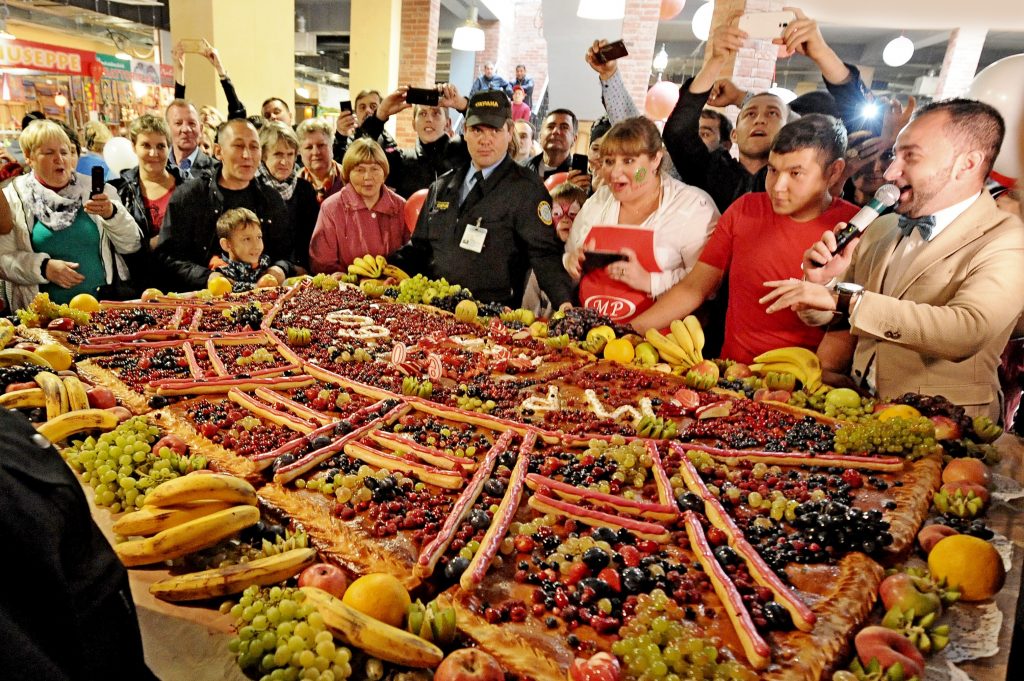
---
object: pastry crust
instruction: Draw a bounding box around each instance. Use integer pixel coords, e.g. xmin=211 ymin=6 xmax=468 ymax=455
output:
xmin=76 ymin=359 xmax=152 ymax=414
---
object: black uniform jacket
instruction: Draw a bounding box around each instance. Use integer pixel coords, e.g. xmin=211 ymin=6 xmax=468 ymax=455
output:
xmin=0 ymin=410 xmax=157 ymax=680
xmin=110 ymin=165 xmax=186 ymax=291
xmin=392 ymin=155 xmax=574 ymax=307
xmin=525 ymin=152 xmax=570 ymax=179
xmin=154 ymin=171 xmax=294 ymax=291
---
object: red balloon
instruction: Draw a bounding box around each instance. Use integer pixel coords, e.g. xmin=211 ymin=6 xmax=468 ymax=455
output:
xmin=404 ymin=189 xmax=429 ymax=233
xmin=660 ymin=0 xmax=686 ymax=21
xmin=645 ymin=81 xmax=679 ymax=120
xmin=544 ymin=171 xmax=570 ymax=191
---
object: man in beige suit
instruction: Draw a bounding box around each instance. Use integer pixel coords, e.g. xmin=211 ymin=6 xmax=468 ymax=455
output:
xmin=761 ymin=99 xmax=1024 ymax=419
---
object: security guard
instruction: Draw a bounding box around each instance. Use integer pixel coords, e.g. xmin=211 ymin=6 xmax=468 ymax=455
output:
xmin=391 ymin=91 xmax=574 ymax=308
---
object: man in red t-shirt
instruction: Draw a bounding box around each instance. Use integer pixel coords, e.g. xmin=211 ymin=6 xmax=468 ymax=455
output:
xmin=631 ymin=114 xmax=858 ymax=363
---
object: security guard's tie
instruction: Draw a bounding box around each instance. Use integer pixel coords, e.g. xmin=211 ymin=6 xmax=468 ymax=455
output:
xmin=897 ymin=214 xmax=937 ymax=241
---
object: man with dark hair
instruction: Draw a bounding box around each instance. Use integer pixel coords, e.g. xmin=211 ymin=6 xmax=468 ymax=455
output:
xmin=698 ymin=109 xmax=733 ymax=153
xmin=632 ymin=114 xmax=858 ymax=363
xmin=332 ymin=89 xmax=399 ymax=163
xmin=526 ymin=108 xmax=589 ymax=191
xmin=155 ymin=118 xmax=294 ymax=291
xmin=469 ymin=62 xmax=513 ymax=99
xmin=763 ymin=98 xmax=1024 ymax=419
xmin=512 ymin=64 xmax=535 ymax=110
xmin=165 ymin=98 xmax=215 ymax=178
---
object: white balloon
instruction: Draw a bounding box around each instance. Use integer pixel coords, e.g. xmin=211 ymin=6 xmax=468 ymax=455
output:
xmin=882 ymin=36 xmax=914 ymax=67
xmin=692 ymin=2 xmax=714 ymax=42
xmin=967 ymin=53 xmax=1024 ymax=182
xmin=102 ymin=136 xmax=138 ymax=175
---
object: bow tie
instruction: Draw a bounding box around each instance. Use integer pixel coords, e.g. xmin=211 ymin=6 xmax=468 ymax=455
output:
xmin=897 ymin=214 xmax=937 ymax=241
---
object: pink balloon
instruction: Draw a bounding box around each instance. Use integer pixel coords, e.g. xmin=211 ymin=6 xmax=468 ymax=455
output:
xmin=404 ymin=189 xmax=429 ymax=233
xmin=544 ymin=171 xmax=570 ymax=191
xmin=645 ymin=81 xmax=680 ymax=121
xmin=660 ymin=0 xmax=686 ymax=21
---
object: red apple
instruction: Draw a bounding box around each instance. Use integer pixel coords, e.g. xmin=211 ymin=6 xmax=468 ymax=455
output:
xmin=672 ymin=387 xmax=700 ymax=409
xmin=689 ymin=359 xmax=720 ymax=382
xmin=723 ymin=363 xmax=753 ymax=380
xmin=6 ymin=381 xmax=38 ymax=394
xmin=930 ymin=415 xmax=962 ymax=441
xmin=570 ymin=652 xmax=622 ymax=681
xmin=153 ymin=434 xmax=188 ymax=456
xmin=918 ymin=524 xmax=958 ymax=554
xmin=696 ymin=400 xmax=732 ymax=419
xmin=434 ymin=648 xmax=503 ymax=681
xmin=298 ymin=563 xmax=349 ymax=600
xmin=942 ymin=458 xmax=991 ymax=487
xmin=47 ymin=317 xmax=75 ymax=331
xmin=753 ymin=388 xmax=770 ymax=402
xmin=878 ymin=573 xmax=941 ymax=617
xmin=86 ymin=386 xmax=117 ymax=409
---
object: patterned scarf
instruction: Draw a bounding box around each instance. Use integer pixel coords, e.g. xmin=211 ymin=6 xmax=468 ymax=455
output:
xmin=25 ymin=172 xmax=83 ymax=231
xmin=300 ymin=160 xmax=342 ymax=204
xmin=212 ymin=253 xmax=271 ymax=291
xmin=258 ymin=164 xmax=299 ymax=201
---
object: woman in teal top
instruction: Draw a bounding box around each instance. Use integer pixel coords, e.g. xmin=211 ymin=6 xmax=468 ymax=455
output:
xmin=0 ymin=121 xmax=141 ymax=310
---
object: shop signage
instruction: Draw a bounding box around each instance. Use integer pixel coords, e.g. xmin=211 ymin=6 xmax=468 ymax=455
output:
xmin=0 ymin=38 xmax=93 ymax=76
xmin=160 ymin=64 xmax=174 ymax=88
xmin=96 ymin=53 xmax=132 ymax=82
xmin=132 ymin=60 xmax=160 ymax=85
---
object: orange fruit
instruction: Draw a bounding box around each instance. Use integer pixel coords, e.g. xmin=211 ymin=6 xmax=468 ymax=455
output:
xmin=928 ymin=534 xmax=1005 ymax=601
xmin=341 ymin=573 xmax=411 ymax=627
xmin=603 ymin=338 xmax=635 ymax=364
xmin=208 ymin=276 xmax=233 ymax=297
xmin=68 ymin=293 xmax=100 ymax=314
xmin=876 ymin=404 xmax=921 ymax=421
xmin=34 ymin=343 xmax=73 ymax=371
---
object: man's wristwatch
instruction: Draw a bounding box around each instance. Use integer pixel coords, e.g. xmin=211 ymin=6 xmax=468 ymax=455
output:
xmin=834 ymin=282 xmax=864 ymax=316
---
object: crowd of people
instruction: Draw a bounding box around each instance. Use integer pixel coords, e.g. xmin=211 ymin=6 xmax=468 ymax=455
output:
xmin=0 ymin=8 xmax=1022 ymax=426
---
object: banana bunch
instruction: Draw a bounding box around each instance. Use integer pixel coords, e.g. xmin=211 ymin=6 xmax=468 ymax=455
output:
xmin=116 ymin=504 xmax=261 ymax=567
xmin=406 ymin=598 xmax=457 ymax=645
xmin=0 ymin=318 xmax=15 ymax=349
xmin=750 ymin=347 xmax=824 ymax=393
xmin=150 ymin=547 xmax=316 ymax=602
xmin=143 ymin=471 xmax=258 ymax=508
xmin=0 ymin=387 xmax=47 ymax=409
xmin=401 ymin=376 xmax=433 ymax=398
xmin=383 ymin=264 xmax=410 ymax=281
xmin=844 ymin=658 xmax=919 ymax=681
xmin=348 ymin=254 xmax=388 ymax=278
xmin=635 ymin=414 xmax=678 ymax=439
xmin=113 ymin=500 xmax=238 ymax=536
xmin=300 ymin=586 xmax=445 ymax=668
xmin=644 ymin=316 xmax=704 ymax=368
xmin=932 ymin=488 xmax=985 ymax=518
xmin=880 ymin=607 xmax=950 ymax=654
xmin=36 ymin=408 xmax=120 ymax=444
xmin=0 ymin=347 xmax=54 ymax=369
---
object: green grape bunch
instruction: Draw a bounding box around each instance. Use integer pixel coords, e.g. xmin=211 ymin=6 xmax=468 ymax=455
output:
xmin=833 ymin=416 xmax=939 ymax=460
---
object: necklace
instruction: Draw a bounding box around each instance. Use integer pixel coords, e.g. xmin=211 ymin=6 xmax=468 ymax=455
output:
xmin=618 ymin=181 xmax=662 ymax=225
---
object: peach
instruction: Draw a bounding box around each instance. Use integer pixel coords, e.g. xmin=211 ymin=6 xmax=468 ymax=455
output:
xmin=917 ymin=524 xmax=959 ymax=554
xmin=723 ymin=363 xmax=753 ymax=380
xmin=942 ymin=458 xmax=991 ymax=487
xmin=855 ymin=626 xmax=925 ymax=678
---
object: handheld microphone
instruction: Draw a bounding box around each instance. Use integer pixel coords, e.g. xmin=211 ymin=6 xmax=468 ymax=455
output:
xmin=812 ymin=184 xmax=900 ymax=267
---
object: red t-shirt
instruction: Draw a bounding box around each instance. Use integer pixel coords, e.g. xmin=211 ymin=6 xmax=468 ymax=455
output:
xmin=699 ymin=192 xmax=859 ymax=363
xmin=143 ymin=189 xmax=174 ymax=236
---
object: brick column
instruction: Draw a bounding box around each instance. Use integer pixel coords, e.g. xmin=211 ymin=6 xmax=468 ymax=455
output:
xmin=934 ymin=28 xmax=988 ymax=100
xmin=618 ymin=0 xmax=661 ymax=112
xmin=395 ymin=0 xmax=441 ymax=147
xmin=706 ymin=0 xmax=782 ymax=94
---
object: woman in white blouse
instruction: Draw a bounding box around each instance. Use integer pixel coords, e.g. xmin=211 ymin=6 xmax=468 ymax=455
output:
xmin=564 ymin=117 xmax=719 ymax=322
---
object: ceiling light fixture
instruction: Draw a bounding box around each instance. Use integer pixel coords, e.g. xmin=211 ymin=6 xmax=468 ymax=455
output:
xmin=692 ymin=1 xmax=714 ymax=42
xmin=0 ymin=1 xmax=15 ymax=40
xmin=577 ymin=0 xmax=626 ymax=20
xmin=883 ymin=35 xmax=914 ymax=67
xmin=452 ymin=6 xmax=485 ymax=52
xmin=653 ymin=44 xmax=669 ymax=73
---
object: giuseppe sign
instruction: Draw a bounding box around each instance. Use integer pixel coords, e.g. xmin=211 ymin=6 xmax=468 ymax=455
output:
xmin=0 ymin=39 xmax=94 ymax=76
xmin=583 ymin=294 xmax=637 ymax=321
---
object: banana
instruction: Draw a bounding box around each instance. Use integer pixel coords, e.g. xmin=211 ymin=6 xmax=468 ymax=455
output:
xmin=682 ymin=315 xmax=705 ymax=361
xmin=112 ymin=500 xmax=237 ymax=536
xmin=115 ymin=504 xmax=261 ymax=567
xmin=752 ymin=347 xmax=822 ymax=390
xmin=33 ymin=371 xmax=68 ymax=419
xmin=0 ymin=348 xmax=54 ymax=369
xmin=62 ymin=375 xmax=90 ymax=412
xmin=0 ymin=387 xmax=47 ymax=409
xmin=382 ymin=264 xmax=410 ymax=281
xmin=669 ymin=320 xmax=700 ymax=365
xmin=644 ymin=329 xmax=690 ymax=367
xmin=374 ymin=255 xmax=388 ymax=276
xmin=300 ymin=586 xmax=444 ymax=668
xmin=0 ymin=319 xmax=14 ymax=349
xmin=36 ymin=408 xmax=118 ymax=443
xmin=143 ymin=472 xmax=258 ymax=508
xmin=149 ymin=547 xmax=316 ymax=601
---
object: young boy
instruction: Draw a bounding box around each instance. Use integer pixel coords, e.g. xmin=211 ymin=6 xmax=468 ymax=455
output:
xmin=511 ymin=85 xmax=531 ymax=122
xmin=208 ymin=208 xmax=286 ymax=290
xmin=522 ymin=182 xmax=589 ymax=315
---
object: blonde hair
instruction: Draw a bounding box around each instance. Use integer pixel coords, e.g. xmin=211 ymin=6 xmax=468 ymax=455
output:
xmin=341 ymin=138 xmax=389 ymax=183
xmin=19 ymin=120 xmax=71 ymax=158
xmin=216 ymin=207 xmax=260 ymax=240
xmin=128 ymin=114 xmax=171 ymax=145
xmin=84 ymin=120 xmax=112 ymax=153
xmin=259 ymin=120 xmax=299 ymax=153
xmin=295 ymin=117 xmax=333 ymax=141
xmin=599 ymin=117 xmax=665 ymax=173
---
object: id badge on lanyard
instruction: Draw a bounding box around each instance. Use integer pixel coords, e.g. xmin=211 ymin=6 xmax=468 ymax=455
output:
xmin=460 ymin=218 xmax=487 ymax=253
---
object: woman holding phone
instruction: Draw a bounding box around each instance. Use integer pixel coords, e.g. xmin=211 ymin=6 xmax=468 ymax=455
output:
xmin=564 ymin=117 xmax=718 ymax=323
xmin=0 ymin=121 xmax=140 ymax=308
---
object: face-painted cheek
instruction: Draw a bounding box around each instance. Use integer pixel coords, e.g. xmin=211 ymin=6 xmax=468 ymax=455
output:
xmin=634 ymin=167 xmax=647 ymax=184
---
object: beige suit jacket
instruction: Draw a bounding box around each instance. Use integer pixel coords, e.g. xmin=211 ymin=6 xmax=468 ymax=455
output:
xmin=845 ymin=192 xmax=1024 ymax=418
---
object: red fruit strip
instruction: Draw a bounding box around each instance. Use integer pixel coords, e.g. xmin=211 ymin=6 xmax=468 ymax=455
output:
xmin=269 ymin=334 xmax=305 ymax=367
xmin=682 ymin=511 xmax=771 ymax=670
xmin=676 ymin=441 xmax=904 ymax=472
xmin=260 ymin=281 xmax=299 ymax=330
xmin=368 ymin=430 xmax=478 ymax=471
xmin=251 ymin=419 xmax=344 ymax=468
xmin=673 ymin=446 xmax=817 ymax=631
xmin=461 ymin=436 xmax=532 ymax=591
xmin=527 ymin=494 xmax=671 ymax=543
xmin=188 ymin=308 xmax=203 ymax=332
xmin=342 ymin=440 xmax=464 ymax=489
xmin=416 ymin=429 xmax=519 ymax=579
xmin=646 ymin=440 xmax=673 ymax=507
xmin=182 ymin=342 xmax=203 ymax=379
xmin=274 ymin=401 xmax=411 ymax=484
xmin=206 ymin=339 xmax=229 ymax=377
xmin=254 ymin=387 xmax=334 ymax=426
xmin=153 ymin=374 xmax=315 ymax=396
xmin=303 ymin=363 xmax=402 ymax=402
xmin=77 ymin=337 xmax=189 ymax=354
xmin=559 ymin=432 xmax=641 ymax=447
xmin=227 ymin=388 xmax=315 ymax=434
xmin=524 ymin=473 xmax=676 ymax=520
xmin=81 ymin=329 xmax=187 ymax=345
xmin=407 ymin=396 xmax=561 ymax=444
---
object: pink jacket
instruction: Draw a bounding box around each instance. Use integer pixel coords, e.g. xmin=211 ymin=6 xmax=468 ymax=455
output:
xmin=309 ymin=183 xmax=409 ymax=274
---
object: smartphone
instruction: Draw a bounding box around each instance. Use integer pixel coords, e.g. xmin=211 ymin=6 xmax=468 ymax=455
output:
xmin=405 ymin=86 xmax=440 ymax=106
xmin=738 ymin=11 xmax=797 ymax=40
xmin=582 ymin=251 xmax=627 ymax=275
xmin=594 ymin=40 xmax=629 ymax=64
xmin=179 ymin=38 xmax=205 ymax=54
xmin=91 ymin=166 xmax=105 ymax=196
xmin=339 ymin=100 xmax=352 ymax=113
xmin=570 ymin=154 xmax=589 ymax=173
